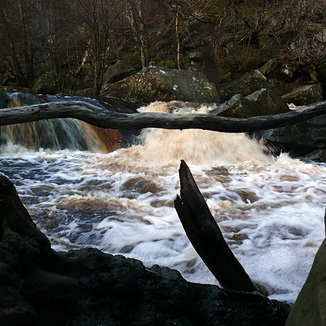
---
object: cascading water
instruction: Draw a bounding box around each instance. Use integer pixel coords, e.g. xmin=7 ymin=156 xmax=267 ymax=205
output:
xmin=0 ymin=93 xmax=134 ymax=153
xmin=0 ymin=98 xmax=325 ymax=304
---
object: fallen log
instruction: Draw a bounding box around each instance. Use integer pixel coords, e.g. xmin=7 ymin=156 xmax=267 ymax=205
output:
xmin=174 ymin=160 xmax=260 ymax=293
xmin=1 ymin=100 xmax=326 ymax=132
xmin=0 ymin=174 xmax=290 ymax=326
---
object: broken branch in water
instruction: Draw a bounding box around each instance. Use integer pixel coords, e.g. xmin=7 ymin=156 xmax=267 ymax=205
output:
xmin=1 ymin=100 xmax=326 ymax=132
xmin=174 ymin=160 xmax=261 ymax=293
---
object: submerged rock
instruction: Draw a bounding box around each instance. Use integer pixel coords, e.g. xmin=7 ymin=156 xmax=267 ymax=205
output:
xmin=101 ymin=66 xmax=219 ymax=103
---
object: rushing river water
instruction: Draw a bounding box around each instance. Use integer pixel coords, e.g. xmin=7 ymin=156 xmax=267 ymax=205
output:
xmin=1 ymin=98 xmax=326 ymax=304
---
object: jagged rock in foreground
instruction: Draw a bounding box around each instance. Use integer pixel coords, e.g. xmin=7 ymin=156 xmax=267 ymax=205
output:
xmin=285 ymin=239 xmax=326 ymax=326
xmin=0 ymin=174 xmax=290 ymax=326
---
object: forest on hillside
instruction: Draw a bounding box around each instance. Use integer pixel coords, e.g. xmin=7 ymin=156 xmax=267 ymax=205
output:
xmin=1 ymin=0 xmax=326 ymax=94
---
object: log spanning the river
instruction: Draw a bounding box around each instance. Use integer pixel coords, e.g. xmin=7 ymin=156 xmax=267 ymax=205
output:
xmin=175 ymin=160 xmax=261 ymax=293
xmin=1 ymin=100 xmax=326 ymax=132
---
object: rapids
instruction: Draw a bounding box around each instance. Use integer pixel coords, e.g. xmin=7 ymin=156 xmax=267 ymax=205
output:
xmin=0 ymin=99 xmax=325 ymax=304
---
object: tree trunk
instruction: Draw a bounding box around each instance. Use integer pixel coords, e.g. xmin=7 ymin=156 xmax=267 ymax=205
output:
xmin=1 ymin=100 xmax=326 ymax=133
xmin=175 ymin=160 xmax=261 ymax=292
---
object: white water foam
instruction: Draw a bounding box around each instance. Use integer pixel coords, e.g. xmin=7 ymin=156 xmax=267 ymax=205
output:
xmin=0 ymin=101 xmax=325 ymax=304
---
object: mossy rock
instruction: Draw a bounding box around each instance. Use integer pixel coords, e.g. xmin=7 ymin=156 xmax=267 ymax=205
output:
xmin=32 ymin=73 xmax=60 ymax=94
xmin=219 ymin=70 xmax=289 ymax=102
xmin=282 ymin=84 xmax=324 ymax=106
xmin=216 ymin=88 xmax=289 ymax=118
xmin=32 ymin=73 xmax=89 ymax=95
xmin=258 ymin=59 xmax=279 ymax=78
xmin=103 ymin=54 xmax=141 ymax=85
xmin=101 ymin=66 xmax=219 ymax=103
xmin=285 ymin=239 xmax=326 ymax=326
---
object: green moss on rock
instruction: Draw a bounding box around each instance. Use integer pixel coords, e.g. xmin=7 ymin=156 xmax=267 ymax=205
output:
xmin=101 ymin=66 xmax=219 ymax=103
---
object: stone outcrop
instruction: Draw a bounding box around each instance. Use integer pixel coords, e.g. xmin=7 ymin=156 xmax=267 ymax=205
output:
xmin=215 ymin=88 xmax=289 ymax=118
xmin=285 ymin=239 xmax=326 ymax=326
xmin=102 ymin=54 xmax=141 ymax=85
xmin=282 ymin=84 xmax=324 ymax=106
xmin=219 ymin=70 xmax=290 ymax=102
xmin=263 ymin=112 xmax=326 ymax=152
xmin=304 ymin=149 xmax=326 ymax=163
xmin=101 ymin=66 xmax=220 ymax=103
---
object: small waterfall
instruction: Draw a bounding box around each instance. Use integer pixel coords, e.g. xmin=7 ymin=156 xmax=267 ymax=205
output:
xmin=0 ymin=95 xmax=271 ymax=164
xmin=0 ymin=94 xmax=126 ymax=153
xmin=127 ymin=101 xmax=273 ymax=165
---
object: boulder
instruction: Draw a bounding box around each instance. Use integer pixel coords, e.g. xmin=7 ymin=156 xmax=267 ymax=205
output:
xmin=0 ymin=90 xmax=7 ymax=108
xmin=101 ymin=66 xmax=219 ymax=103
xmin=282 ymin=84 xmax=324 ymax=106
xmin=32 ymin=73 xmax=89 ymax=95
xmin=258 ymin=59 xmax=279 ymax=79
xmin=219 ymin=70 xmax=290 ymax=102
xmin=263 ymin=112 xmax=326 ymax=151
xmin=216 ymin=88 xmax=289 ymax=118
xmin=304 ymin=149 xmax=326 ymax=163
xmin=15 ymin=93 xmax=41 ymax=106
xmin=32 ymin=73 xmax=60 ymax=94
xmin=285 ymin=239 xmax=326 ymax=326
xmin=0 ymin=175 xmax=290 ymax=326
xmin=102 ymin=55 xmax=141 ymax=85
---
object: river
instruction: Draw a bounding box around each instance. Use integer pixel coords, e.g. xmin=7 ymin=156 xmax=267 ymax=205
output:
xmin=1 ymin=97 xmax=325 ymax=304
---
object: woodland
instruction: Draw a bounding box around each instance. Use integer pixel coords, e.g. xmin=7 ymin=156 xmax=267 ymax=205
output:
xmin=1 ymin=0 xmax=326 ymax=95
xmin=1 ymin=1 xmax=326 ymax=326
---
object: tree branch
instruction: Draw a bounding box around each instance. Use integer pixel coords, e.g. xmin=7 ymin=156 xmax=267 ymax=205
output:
xmin=175 ymin=160 xmax=261 ymax=292
xmin=1 ymin=100 xmax=326 ymax=132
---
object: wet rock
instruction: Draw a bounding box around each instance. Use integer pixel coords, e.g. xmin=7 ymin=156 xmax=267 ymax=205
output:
xmin=120 ymin=177 xmax=163 ymax=194
xmin=285 ymin=239 xmax=326 ymax=326
xmin=15 ymin=93 xmax=41 ymax=106
xmin=216 ymin=88 xmax=289 ymax=118
xmin=304 ymin=149 xmax=326 ymax=163
xmin=0 ymin=90 xmax=7 ymax=108
xmin=246 ymin=88 xmax=289 ymax=114
xmin=219 ymin=70 xmax=290 ymax=102
xmin=282 ymin=84 xmax=324 ymax=106
xmin=0 ymin=238 xmax=291 ymax=326
xmin=263 ymin=112 xmax=326 ymax=151
xmin=101 ymin=66 xmax=219 ymax=103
